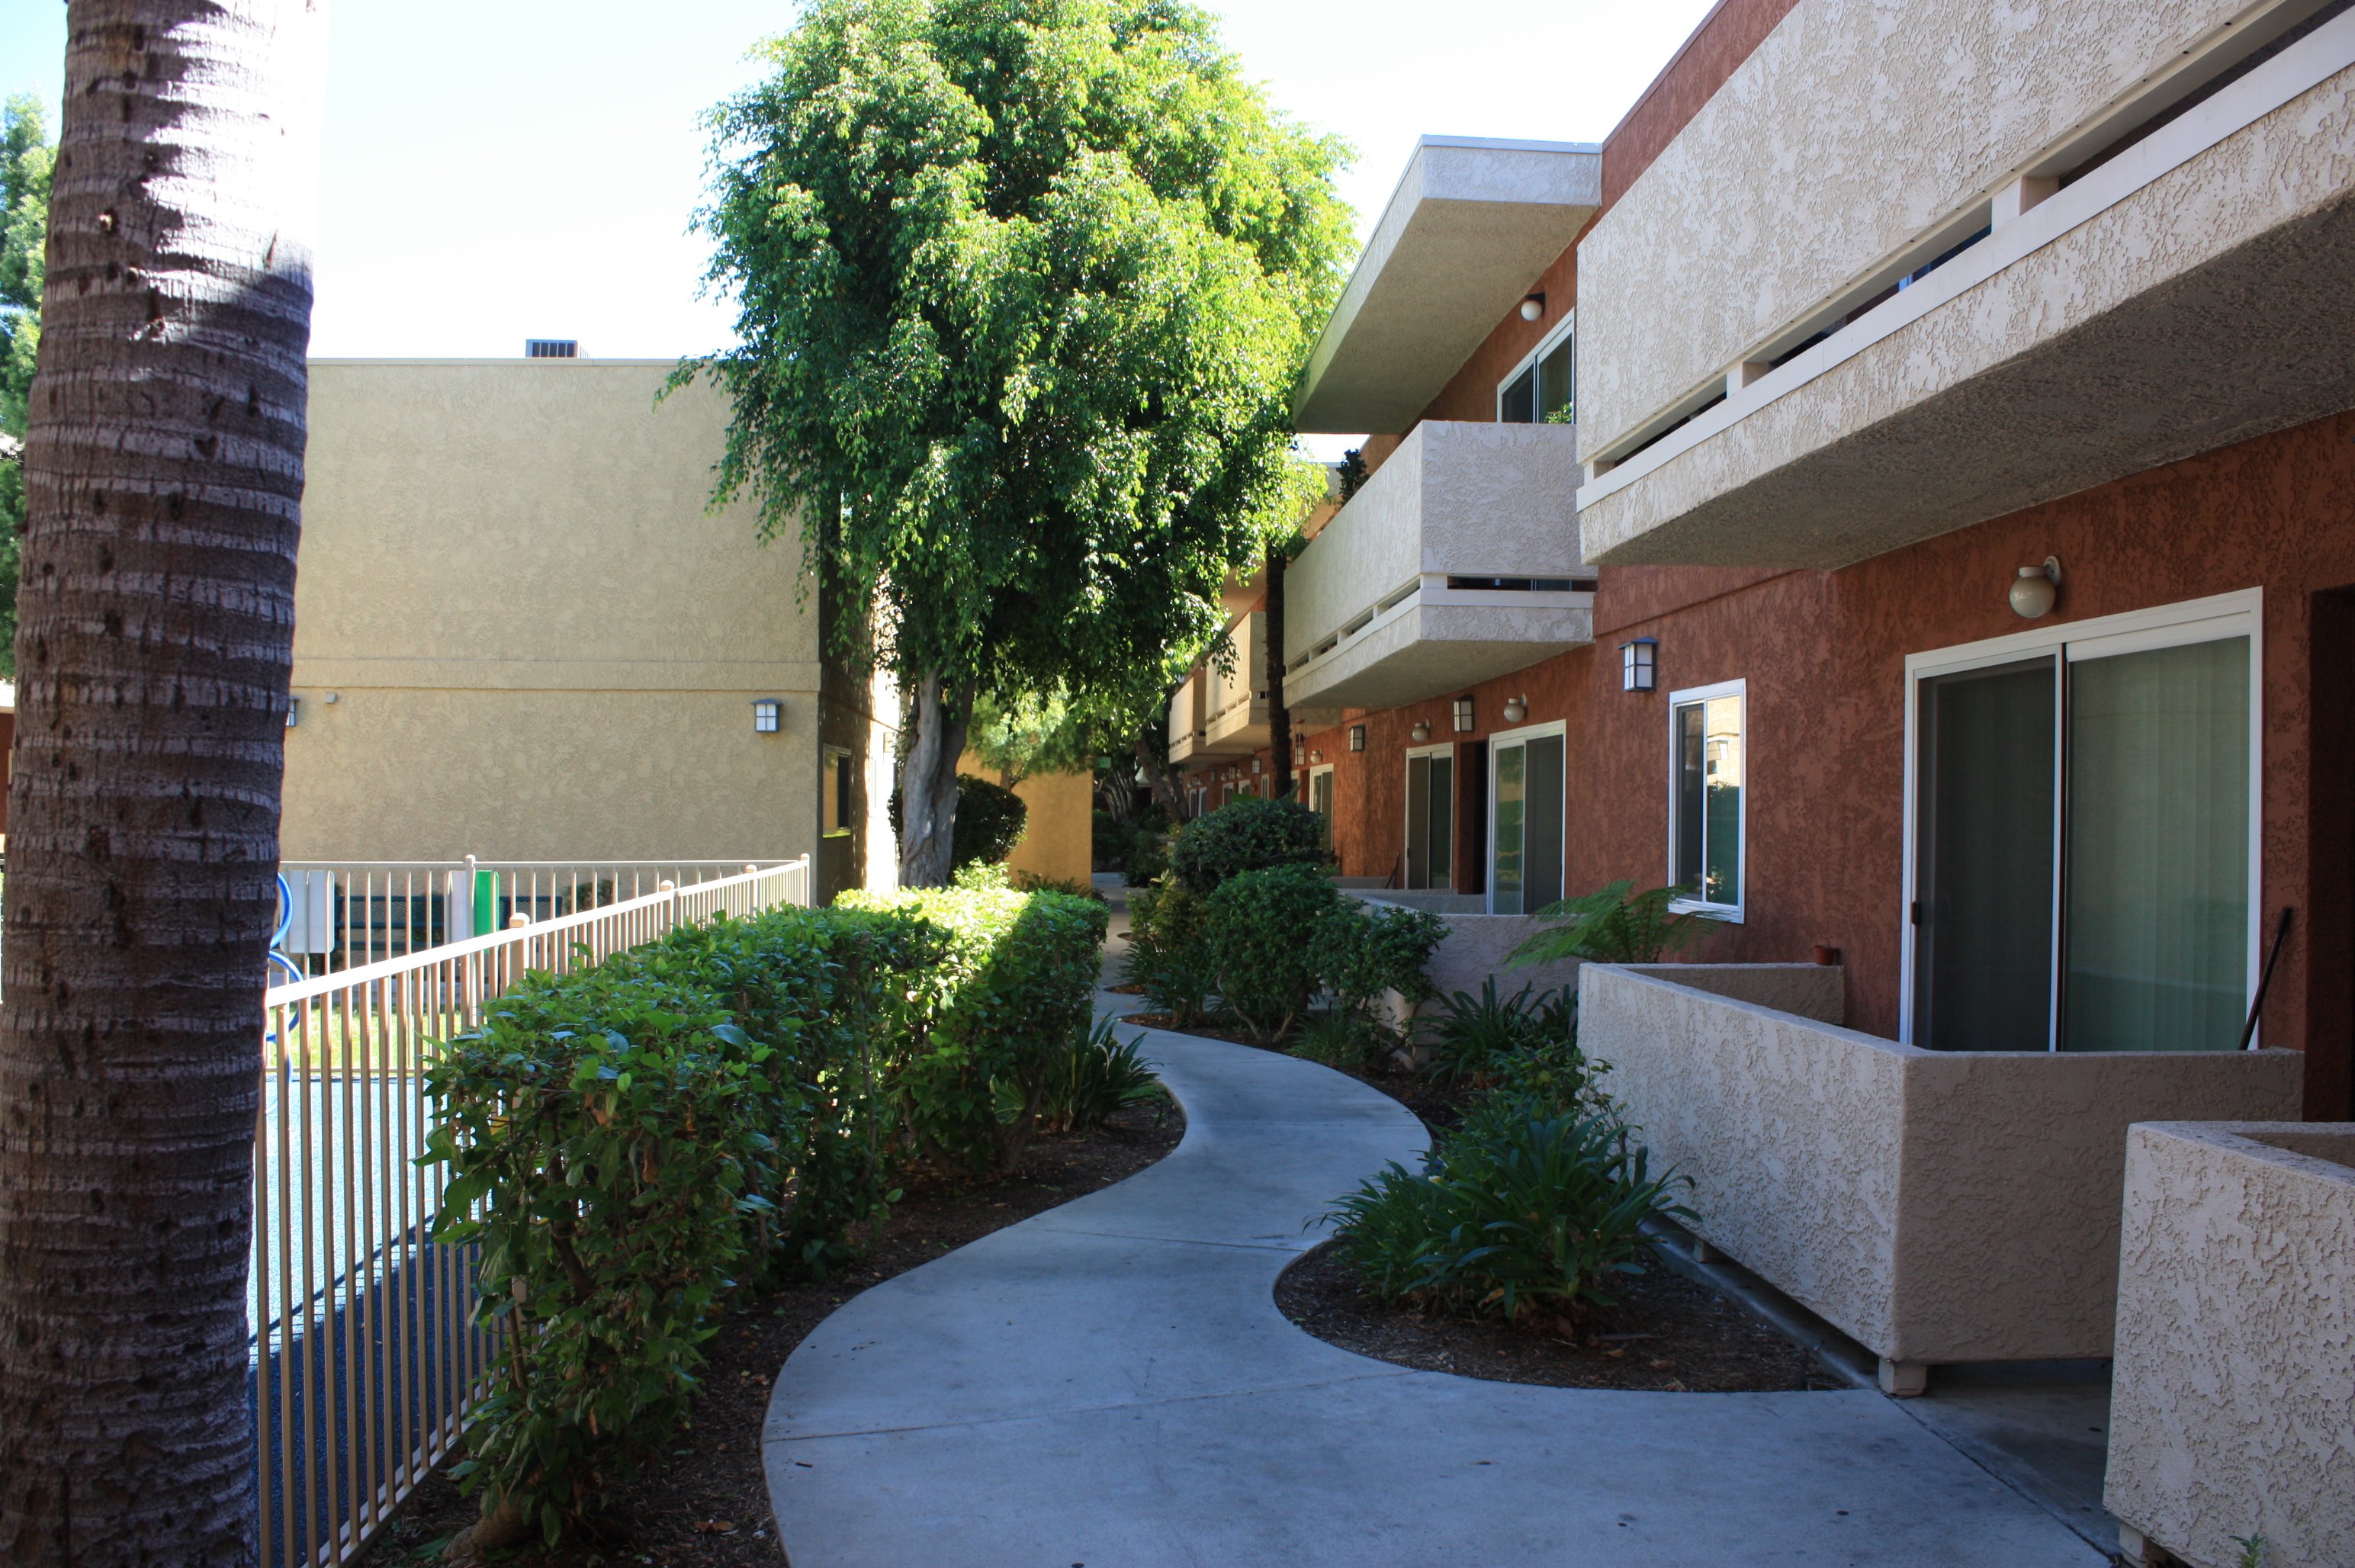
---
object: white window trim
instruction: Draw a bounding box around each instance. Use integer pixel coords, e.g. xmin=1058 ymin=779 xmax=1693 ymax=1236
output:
xmin=1897 ymin=588 xmax=2264 ymax=1049
xmin=1495 ymin=310 xmax=1576 ymax=422
xmin=1401 ymin=743 xmax=1454 ymax=892
xmin=1666 ymin=679 xmax=1747 ymax=923
xmin=1485 ymin=719 xmax=1569 ymax=917
xmin=822 ymin=744 xmax=855 ymax=838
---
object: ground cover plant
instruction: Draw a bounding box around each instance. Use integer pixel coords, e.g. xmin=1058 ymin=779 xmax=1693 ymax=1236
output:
xmin=422 ymin=883 xmax=1120 ymax=1548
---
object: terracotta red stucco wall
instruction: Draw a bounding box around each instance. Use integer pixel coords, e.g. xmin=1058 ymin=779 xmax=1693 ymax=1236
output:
xmin=1302 ymin=410 xmax=2355 ymax=1117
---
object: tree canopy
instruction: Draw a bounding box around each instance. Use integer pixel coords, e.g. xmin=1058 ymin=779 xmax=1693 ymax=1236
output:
xmin=683 ymin=0 xmax=1351 ymax=878
xmin=0 ymin=95 xmax=53 ymax=676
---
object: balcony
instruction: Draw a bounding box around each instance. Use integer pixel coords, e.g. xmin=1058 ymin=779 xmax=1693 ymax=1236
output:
xmin=1284 ymin=421 xmax=1592 ymax=717
xmin=1166 ymin=670 xmax=1205 ymax=764
xmin=1201 ymin=611 xmax=1271 ymax=753
xmin=1573 ymin=0 xmax=2355 ymax=567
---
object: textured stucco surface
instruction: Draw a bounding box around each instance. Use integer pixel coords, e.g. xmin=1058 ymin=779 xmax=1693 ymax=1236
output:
xmin=1583 ymin=966 xmax=2304 ymax=1364
xmin=1203 ymin=611 xmax=1269 ymax=750
xmin=1576 ymin=0 xmax=2264 ymax=458
xmin=2105 ymin=1123 xmax=2355 ymax=1568
xmin=1285 ymin=597 xmax=1592 ymax=715
xmin=288 ymin=361 xmax=822 ymax=863
xmin=1580 ymin=33 xmax=2355 ymax=566
xmin=1296 ymin=139 xmax=1599 ymax=434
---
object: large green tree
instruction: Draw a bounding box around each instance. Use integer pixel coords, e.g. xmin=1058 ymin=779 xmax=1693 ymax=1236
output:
xmin=686 ymin=0 xmax=1351 ymax=885
xmin=0 ymin=95 xmax=53 ymax=673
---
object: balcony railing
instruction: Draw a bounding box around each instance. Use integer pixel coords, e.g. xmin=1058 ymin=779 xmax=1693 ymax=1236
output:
xmin=251 ymin=858 xmax=811 ymax=1566
xmin=1283 ymin=419 xmax=1592 ymax=715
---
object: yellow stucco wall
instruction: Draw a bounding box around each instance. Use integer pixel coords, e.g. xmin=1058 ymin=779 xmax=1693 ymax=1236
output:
xmin=286 ymin=360 xmax=824 ymax=863
xmin=958 ymin=755 xmax=1095 ymax=888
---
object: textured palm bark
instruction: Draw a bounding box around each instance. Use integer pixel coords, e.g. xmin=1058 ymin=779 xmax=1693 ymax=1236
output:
xmin=0 ymin=4 xmax=322 ymax=1563
xmin=898 ymin=669 xmax=971 ymax=888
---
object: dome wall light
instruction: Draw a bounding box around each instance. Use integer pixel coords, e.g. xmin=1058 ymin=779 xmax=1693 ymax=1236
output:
xmin=1502 ymin=694 xmax=1529 ymax=725
xmin=2010 ymin=556 xmax=2062 ymax=619
xmin=1409 ymin=720 xmax=1432 ymax=744
xmin=1519 ymin=293 xmax=1546 ymax=322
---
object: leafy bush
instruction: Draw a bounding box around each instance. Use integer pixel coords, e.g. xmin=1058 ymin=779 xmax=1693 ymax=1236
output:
xmin=1316 ymin=900 xmax=1449 ymax=1017
xmin=1010 ymin=869 xmax=1106 ymax=901
xmin=1512 ymin=879 xmax=1708 ymax=967
xmin=1326 ymin=1105 xmax=1693 ymax=1331
xmin=425 ymin=885 xmax=1125 ymax=1543
xmin=888 ymin=773 xmax=1032 ymax=869
xmin=1037 ymin=1017 xmax=1161 ymax=1133
xmin=1123 ymin=833 xmax=1170 ymax=887
xmin=843 ymin=882 xmax=1110 ymax=1174
xmin=1123 ymin=880 xmax=1215 ymax=1027
xmin=1169 ymin=795 xmax=1325 ymax=893
xmin=1205 ymin=863 xmax=1345 ymax=1041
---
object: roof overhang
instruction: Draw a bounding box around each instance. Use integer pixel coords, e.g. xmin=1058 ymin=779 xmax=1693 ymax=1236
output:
xmin=1293 ymin=137 xmax=1602 ymax=435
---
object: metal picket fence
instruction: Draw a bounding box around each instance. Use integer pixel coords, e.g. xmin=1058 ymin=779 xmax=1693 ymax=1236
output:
xmin=251 ymin=857 xmax=812 ymax=1567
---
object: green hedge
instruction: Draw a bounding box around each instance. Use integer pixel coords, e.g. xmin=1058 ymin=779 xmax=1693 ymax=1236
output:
xmin=422 ymin=885 xmax=1113 ymax=1544
xmin=1168 ymin=795 xmax=1326 ymax=892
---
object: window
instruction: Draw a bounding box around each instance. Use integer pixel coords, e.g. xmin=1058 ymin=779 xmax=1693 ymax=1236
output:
xmin=1905 ymin=593 xmax=2260 ymax=1052
xmin=1498 ymin=315 xmax=1575 ymax=425
xmin=1488 ymin=724 xmax=1565 ymax=915
xmin=1309 ymin=763 xmax=1335 ymax=824
xmin=1404 ymin=746 xmax=1453 ymax=891
xmin=1669 ymin=681 xmax=1745 ymax=918
xmin=822 ymin=746 xmax=854 ymax=837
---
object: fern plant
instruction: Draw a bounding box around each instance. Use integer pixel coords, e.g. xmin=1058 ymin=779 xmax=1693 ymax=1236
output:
xmin=1511 ymin=879 xmax=1709 ymax=968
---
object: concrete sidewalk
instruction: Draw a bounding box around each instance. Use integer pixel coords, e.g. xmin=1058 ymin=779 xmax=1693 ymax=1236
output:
xmin=763 ymin=991 xmax=2109 ymax=1566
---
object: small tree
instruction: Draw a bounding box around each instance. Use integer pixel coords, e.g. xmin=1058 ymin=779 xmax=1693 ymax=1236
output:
xmin=686 ymin=0 xmax=1352 ymax=885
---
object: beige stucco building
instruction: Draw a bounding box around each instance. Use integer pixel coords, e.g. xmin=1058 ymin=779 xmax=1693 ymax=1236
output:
xmin=288 ymin=358 xmax=897 ymax=904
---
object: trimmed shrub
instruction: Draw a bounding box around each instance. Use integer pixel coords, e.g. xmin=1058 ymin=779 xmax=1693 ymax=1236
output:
xmin=1316 ymin=900 xmax=1449 ymax=1017
xmin=887 ymin=773 xmax=1033 ymax=869
xmin=1169 ymin=795 xmax=1325 ymax=893
xmin=1205 ymin=863 xmax=1345 ymax=1041
xmin=1123 ymin=880 xmax=1214 ymax=1026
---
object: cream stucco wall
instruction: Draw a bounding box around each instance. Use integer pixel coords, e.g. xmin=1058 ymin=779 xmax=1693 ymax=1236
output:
xmin=1582 ymin=964 xmax=2305 ymax=1366
xmin=286 ymin=360 xmax=822 ymax=863
xmin=2106 ymin=1123 xmax=2355 ymax=1568
xmin=1001 ymin=768 xmax=1095 ymax=889
xmin=1576 ymin=0 xmax=2308 ymax=461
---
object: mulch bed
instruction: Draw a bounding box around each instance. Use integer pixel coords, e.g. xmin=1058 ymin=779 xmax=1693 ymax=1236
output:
xmin=357 ymin=1097 xmax=1184 ymax=1567
xmin=1276 ymin=1242 xmax=1830 ymax=1393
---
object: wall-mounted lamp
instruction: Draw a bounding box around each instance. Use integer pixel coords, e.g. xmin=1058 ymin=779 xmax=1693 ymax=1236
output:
xmin=752 ymin=697 xmax=783 ymax=734
xmin=2009 ymin=556 xmax=2061 ymax=619
xmin=1251 ymin=757 xmax=1262 ymax=774
xmin=1519 ymin=293 xmax=1546 ymax=322
xmin=1409 ymin=720 xmax=1432 ymax=744
xmin=285 ymin=696 xmax=300 ymax=728
xmin=1502 ymin=694 xmax=1528 ymax=725
xmin=1309 ymin=749 xmax=1324 ymax=763
xmin=1452 ymin=696 xmax=1475 ymax=733
xmin=1622 ymin=638 xmax=1658 ymax=692
xmin=1348 ymin=725 xmax=1366 ymax=753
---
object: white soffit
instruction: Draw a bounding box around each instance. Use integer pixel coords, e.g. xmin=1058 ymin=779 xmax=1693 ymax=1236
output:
xmin=1293 ymin=137 xmax=1602 ymax=435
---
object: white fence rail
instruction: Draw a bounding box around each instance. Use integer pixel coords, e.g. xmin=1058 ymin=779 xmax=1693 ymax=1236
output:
xmin=273 ymin=858 xmax=798 ymax=977
xmin=252 ymin=856 xmax=811 ymax=1567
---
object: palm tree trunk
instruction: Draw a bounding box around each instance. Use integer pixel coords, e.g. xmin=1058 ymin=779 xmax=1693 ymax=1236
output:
xmin=898 ymin=669 xmax=972 ymax=887
xmin=0 ymin=5 xmax=324 ymax=1563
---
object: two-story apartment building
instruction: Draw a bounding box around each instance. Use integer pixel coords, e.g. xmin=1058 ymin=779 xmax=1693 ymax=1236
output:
xmin=1175 ymin=5 xmax=2355 ymax=1560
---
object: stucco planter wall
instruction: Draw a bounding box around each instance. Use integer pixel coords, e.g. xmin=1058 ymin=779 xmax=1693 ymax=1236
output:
xmin=2104 ymin=1123 xmax=2355 ymax=1568
xmin=1579 ymin=964 xmax=2305 ymax=1371
xmin=1348 ymin=896 xmax=1579 ymax=1030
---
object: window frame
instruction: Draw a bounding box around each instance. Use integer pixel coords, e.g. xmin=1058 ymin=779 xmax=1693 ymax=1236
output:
xmin=1495 ymin=311 xmax=1576 ymax=425
xmin=1666 ymin=678 xmax=1747 ymax=922
xmin=821 ymin=744 xmax=855 ymax=838
xmin=1485 ymin=718 xmax=1569 ymax=917
xmin=1898 ymin=589 xmax=2264 ymax=1049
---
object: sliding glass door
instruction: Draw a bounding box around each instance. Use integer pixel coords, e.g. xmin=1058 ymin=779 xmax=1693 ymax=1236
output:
xmin=1490 ymin=729 xmax=1565 ymax=916
xmin=1908 ymin=604 xmax=2255 ymax=1052
xmin=1404 ymin=748 xmax=1453 ymax=890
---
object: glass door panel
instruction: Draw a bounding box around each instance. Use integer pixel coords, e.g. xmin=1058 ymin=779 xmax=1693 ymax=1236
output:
xmin=1524 ymin=736 xmax=1563 ymax=913
xmin=2061 ymin=637 xmax=2251 ymax=1052
xmin=1492 ymin=744 xmax=1527 ymax=914
xmin=1406 ymin=756 xmax=1431 ymax=888
xmin=1428 ymin=757 xmax=1453 ymax=888
xmin=1913 ymin=657 xmax=2058 ymax=1050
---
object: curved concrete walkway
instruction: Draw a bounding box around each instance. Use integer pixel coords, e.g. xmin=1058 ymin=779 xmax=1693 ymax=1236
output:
xmin=764 ymin=995 xmax=2108 ymax=1566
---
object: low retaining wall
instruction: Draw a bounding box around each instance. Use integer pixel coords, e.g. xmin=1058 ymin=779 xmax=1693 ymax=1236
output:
xmin=2105 ymin=1123 xmax=2355 ymax=1568
xmin=1580 ymin=964 xmax=2305 ymax=1370
xmin=1348 ymin=895 xmax=1579 ymax=1016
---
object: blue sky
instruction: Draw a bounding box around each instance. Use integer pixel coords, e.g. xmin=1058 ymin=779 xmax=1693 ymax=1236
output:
xmin=3 ymin=0 xmax=1711 ymax=379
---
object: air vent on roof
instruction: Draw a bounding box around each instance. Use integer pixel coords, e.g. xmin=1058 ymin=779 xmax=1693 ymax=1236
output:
xmin=525 ymin=339 xmax=579 ymax=358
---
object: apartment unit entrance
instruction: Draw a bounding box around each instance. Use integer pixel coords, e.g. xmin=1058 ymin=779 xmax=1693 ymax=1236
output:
xmin=1904 ymin=593 xmax=2260 ymax=1052
xmin=1403 ymin=744 xmax=1453 ymax=889
xmin=1488 ymin=722 xmax=1566 ymax=915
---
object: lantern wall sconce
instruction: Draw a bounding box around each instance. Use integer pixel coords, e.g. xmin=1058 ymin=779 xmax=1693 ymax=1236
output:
xmin=1622 ymin=638 xmax=1658 ymax=692
xmin=1348 ymin=725 xmax=1366 ymax=752
xmin=1409 ymin=720 xmax=1432 ymax=744
xmin=286 ymin=696 xmax=300 ymax=728
xmin=1519 ymin=292 xmax=1546 ymax=322
xmin=1452 ymin=696 xmax=1475 ymax=733
xmin=2009 ymin=556 xmax=2061 ymax=619
xmin=1251 ymin=757 xmax=1262 ymax=774
xmin=1502 ymin=694 xmax=1528 ymax=725
xmin=752 ymin=697 xmax=783 ymax=734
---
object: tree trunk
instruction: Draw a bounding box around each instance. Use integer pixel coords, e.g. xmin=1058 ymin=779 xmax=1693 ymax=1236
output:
xmin=0 ymin=5 xmax=323 ymax=1564
xmin=898 ymin=669 xmax=972 ymax=887
xmin=1264 ymin=544 xmax=1293 ymax=797
xmin=1133 ymin=679 xmax=1189 ymax=823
